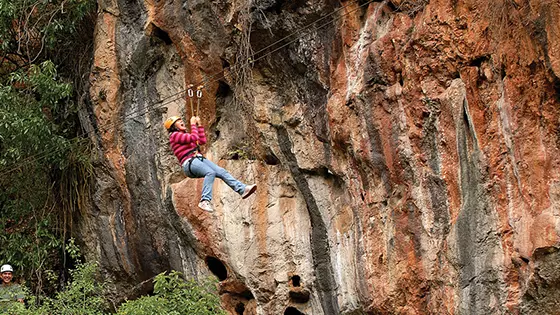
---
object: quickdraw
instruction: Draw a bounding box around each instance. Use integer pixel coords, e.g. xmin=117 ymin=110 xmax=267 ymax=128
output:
xmin=187 ymin=84 xmax=194 ymax=116
xmin=196 ymin=85 xmax=203 ymax=117
xmin=186 ymin=84 xmax=204 ymax=117
xmin=185 ymin=83 xmax=205 ymax=162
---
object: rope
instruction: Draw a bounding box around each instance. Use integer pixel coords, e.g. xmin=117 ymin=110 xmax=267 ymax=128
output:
xmin=0 ymin=0 xmax=376 ymax=177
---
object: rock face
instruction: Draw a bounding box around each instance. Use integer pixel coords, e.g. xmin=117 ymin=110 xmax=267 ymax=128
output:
xmin=80 ymin=0 xmax=560 ymax=313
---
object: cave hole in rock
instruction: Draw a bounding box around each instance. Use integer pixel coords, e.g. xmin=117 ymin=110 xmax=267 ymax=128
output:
xmin=205 ymin=256 xmax=228 ymax=281
xmin=284 ymin=306 xmax=305 ymax=315
xmin=149 ymin=23 xmax=172 ymax=45
xmin=264 ymin=150 xmax=280 ymax=165
xmin=221 ymin=58 xmax=230 ymax=68
xmin=235 ymin=302 xmax=245 ymax=315
xmin=553 ymin=76 xmax=560 ymax=103
xmin=468 ymin=55 xmax=489 ymax=68
xmin=216 ymin=80 xmax=232 ymax=98
xmin=386 ymin=1 xmax=398 ymax=11
xmin=291 ymin=275 xmax=301 ymax=287
xmin=289 ymin=290 xmax=310 ymax=304
xmin=241 ymin=289 xmax=255 ymax=300
xmin=261 ymin=0 xmax=283 ymax=13
xmin=529 ymin=61 xmax=538 ymax=74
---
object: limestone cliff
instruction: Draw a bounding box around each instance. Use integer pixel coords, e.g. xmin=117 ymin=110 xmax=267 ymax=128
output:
xmin=80 ymin=0 xmax=560 ymax=314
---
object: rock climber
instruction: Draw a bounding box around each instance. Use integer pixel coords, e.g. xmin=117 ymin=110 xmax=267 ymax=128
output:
xmin=164 ymin=115 xmax=257 ymax=212
xmin=0 ymin=264 xmax=25 ymax=311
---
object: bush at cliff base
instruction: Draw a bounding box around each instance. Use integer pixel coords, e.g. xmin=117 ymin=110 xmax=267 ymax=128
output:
xmin=117 ymin=271 xmax=226 ymax=315
xmin=3 ymin=266 xmax=225 ymax=315
xmin=3 ymin=260 xmax=106 ymax=315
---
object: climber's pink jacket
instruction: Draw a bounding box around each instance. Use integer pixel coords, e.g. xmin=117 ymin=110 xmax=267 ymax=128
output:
xmin=169 ymin=124 xmax=207 ymax=165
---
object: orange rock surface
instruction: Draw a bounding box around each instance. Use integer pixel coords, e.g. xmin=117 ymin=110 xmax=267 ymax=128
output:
xmin=84 ymin=0 xmax=560 ymax=313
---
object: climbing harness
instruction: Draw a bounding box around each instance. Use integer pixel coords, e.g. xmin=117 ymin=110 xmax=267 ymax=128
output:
xmin=1 ymin=0 xmax=374 ymax=178
xmin=184 ymin=147 xmax=204 ymax=177
xmin=184 ymin=83 xmax=206 ymax=177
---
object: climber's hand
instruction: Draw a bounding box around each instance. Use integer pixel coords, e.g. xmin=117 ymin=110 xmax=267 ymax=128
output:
xmin=195 ymin=116 xmax=201 ymax=125
xmin=190 ymin=116 xmax=197 ymax=125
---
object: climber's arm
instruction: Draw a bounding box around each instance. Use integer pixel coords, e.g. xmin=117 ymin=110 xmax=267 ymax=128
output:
xmin=197 ymin=125 xmax=207 ymax=145
xmin=170 ymin=129 xmax=198 ymax=144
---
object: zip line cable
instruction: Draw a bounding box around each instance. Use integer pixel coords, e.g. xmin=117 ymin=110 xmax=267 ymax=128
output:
xmin=0 ymin=0 xmax=375 ymax=177
xmin=1 ymin=0 xmax=374 ymax=177
xmin=0 ymin=91 xmax=188 ymax=177
xmin=94 ymin=0 xmax=372 ymax=125
xmin=0 ymin=90 xmax=189 ymax=178
xmin=190 ymin=0 xmax=372 ymax=88
xmin=0 ymin=0 xmax=374 ymax=177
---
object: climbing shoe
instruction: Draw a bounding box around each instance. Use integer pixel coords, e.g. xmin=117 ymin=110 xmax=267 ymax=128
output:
xmin=198 ymin=200 xmax=214 ymax=212
xmin=242 ymin=184 xmax=257 ymax=199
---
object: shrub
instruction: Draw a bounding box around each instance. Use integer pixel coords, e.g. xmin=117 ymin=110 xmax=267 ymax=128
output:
xmin=0 ymin=61 xmax=91 ymax=297
xmin=4 ymin=262 xmax=106 ymax=315
xmin=4 ymin=266 xmax=226 ymax=315
xmin=117 ymin=271 xmax=226 ymax=315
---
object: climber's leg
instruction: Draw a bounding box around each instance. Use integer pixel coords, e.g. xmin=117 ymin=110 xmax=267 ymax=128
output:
xmin=183 ymin=157 xmax=216 ymax=201
xmin=201 ymin=158 xmax=247 ymax=195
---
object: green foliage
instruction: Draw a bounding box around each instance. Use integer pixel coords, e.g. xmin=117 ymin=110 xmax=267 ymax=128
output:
xmin=0 ymin=0 xmax=95 ymax=306
xmin=7 ymin=262 xmax=106 ymax=315
xmin=3 ymin=265 xmax=225 ymax=315
xmin=0 ymin=60 xmax=91 ymax=297
xmin=117 ymin=272 xmax=226 ymax=315
xmin=0 ymin=0 xmax=95 ymax=74
xmin=2 ymin=241 xmax=104 ymax=315
xmin=0 ymin=61 xmax=73 ymax=167
xmin=227 ymin=143 xmax=252 ymax=160
xmin=34 ymin=261 xmax=106 ymax=315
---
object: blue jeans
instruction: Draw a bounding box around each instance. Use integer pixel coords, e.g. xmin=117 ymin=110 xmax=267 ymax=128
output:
xmin=183 ymin=156 xmax=246 ymax=201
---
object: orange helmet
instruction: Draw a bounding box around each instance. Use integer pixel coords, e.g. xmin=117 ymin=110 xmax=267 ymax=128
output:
xmin=164 ymin=116 xmax=181 ymax=130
